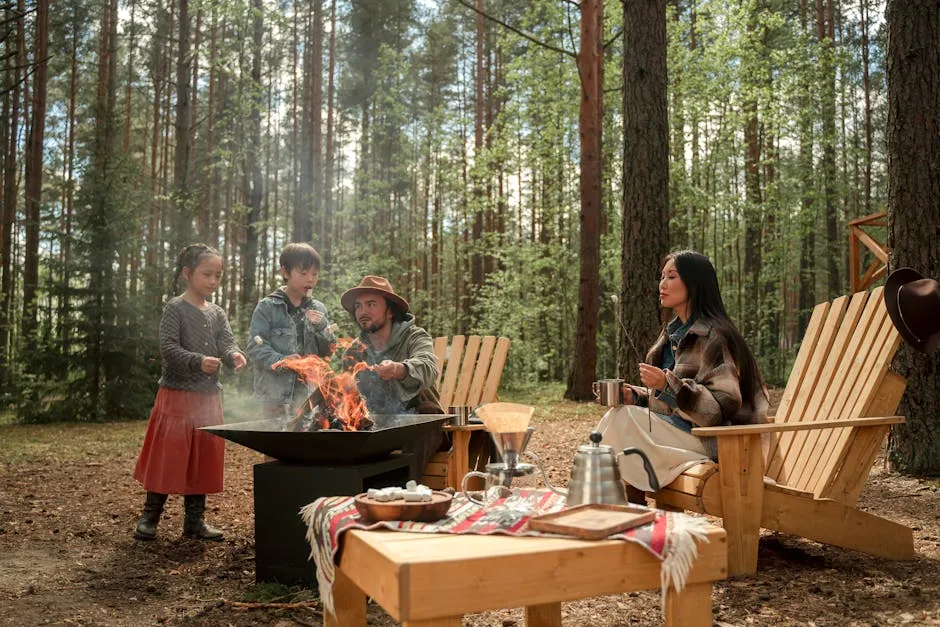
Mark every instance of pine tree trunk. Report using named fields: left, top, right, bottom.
left=63, top=9, right=78, bottom=355
left=861, top=0, right=873, bottom=215
left=241, top=0, right=264, bottom=311
left=294, top=0, right=314, bottom=243
left=173, top=0, right=193, bottom=249
left=743, top=90, right=762, bottom=344
left=818, top=0, right=840, bottom=296
left=564, top=0, right=604, bottom=400
left=21, top=0, right=49, bottom=351
left=324, top=0, right=336, bottom=263
left=797, top=0, right=816, bottom=334
left=471, top=0, right=485, bottom=299
left=619, top=0, right=669, bottom=382
left=885, top=0, right=940, bottom=475
left=147, top=0, right=166, bottom=299
left=0, top=2, right=23, bottom=385
left=123, top=0, right=136, bottom=152
left=200, top=4, right=217, bottom=243
left=311, top=0, right=323, bottom=252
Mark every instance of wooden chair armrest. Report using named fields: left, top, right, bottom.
left=692, top=415, right=905, bottom=437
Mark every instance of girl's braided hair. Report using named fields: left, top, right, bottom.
left=173, top=243, right=222, bottom=293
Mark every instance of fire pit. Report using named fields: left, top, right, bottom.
left=202, top=413, right=452, bottom=585
left=201, top=353, right=455, bottom=584
left=201, top=413, right=450, bottom=464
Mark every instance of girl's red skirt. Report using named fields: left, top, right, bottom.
left=134, top=387, right=225, bottom=495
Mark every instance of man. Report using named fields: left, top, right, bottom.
left=341, top=276, right=444, bottom=471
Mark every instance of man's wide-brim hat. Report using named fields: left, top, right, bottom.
left=884, top=267, right=940, bottom=353
left=341, top=276, right=410, bottom=315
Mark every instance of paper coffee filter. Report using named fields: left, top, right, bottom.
left=475, top=402, right=535, bottom=433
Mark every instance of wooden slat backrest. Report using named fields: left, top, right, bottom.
left=438, top=335, right=466, bottom=409
left=786, top=290, right=884, bottom=492
left=762, top=300, right=829, bottom=473
left=451, top=336, right=482, bottom=406
left=478, top=336, right=510, bottom=406
left=463, top=336, right=496, bottom=406
left=433, top=336, right=449, bottom=390
left=821, top=371, right=906, bottom=504
left=434, top=336, right=511, bottom=408
left=793, top=295, right=891, bottom=492
left=810, top=299, right=901, bottom=497
left=766, top=297, right=848, bottom=483
left=764, top=288, right=902, bottom=498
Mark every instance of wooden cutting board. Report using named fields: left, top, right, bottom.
left=527, top=504, right=656, bottom=540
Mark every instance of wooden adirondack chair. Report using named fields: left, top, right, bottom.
left=420, top=335, right=511, bottom=489
left=651, top=288, right=914, bottom=576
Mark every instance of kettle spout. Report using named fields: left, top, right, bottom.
left=524, top=450, right=567, bottom=496
left=621, top=447, right=660, bottom=492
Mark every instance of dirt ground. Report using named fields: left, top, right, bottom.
left=2, top=390, right=939, bottom=626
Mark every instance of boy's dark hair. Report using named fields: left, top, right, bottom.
left=279, top=243, right=322, bottom=273
left=173, top=243, right=222, bottom=293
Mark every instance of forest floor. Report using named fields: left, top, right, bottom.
left=1, top=385, right=939, bottom=626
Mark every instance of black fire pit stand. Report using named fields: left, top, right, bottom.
left=253, top=453, right=415, bottom=585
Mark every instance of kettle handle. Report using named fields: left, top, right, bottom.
left=523, top=450, right=567, bottom=497
left=621, top=447, right=661, bottom=492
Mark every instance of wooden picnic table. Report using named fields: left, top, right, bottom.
left=325, top=524, right=728, bottom=626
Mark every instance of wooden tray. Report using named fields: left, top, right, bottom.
left=354, top=491, right=453, bottom=523
left=527, top=503, right=657, bottom=540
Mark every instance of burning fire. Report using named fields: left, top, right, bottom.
left=271, top=353, right=374, bottom=431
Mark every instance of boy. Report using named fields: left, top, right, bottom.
left=247, top=243, right=335, bottom=416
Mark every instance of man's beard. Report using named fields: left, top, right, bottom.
left=359, top=318, right=387, bottom=334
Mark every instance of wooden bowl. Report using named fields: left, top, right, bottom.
left=354, top=491, right=454, bottom=523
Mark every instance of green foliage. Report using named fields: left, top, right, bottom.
left=0, top=0, right=898, bottom=421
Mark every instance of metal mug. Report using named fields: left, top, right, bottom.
left=592, top=379, right=625, bottom=406
left=448, top=405, right=472, bottom=426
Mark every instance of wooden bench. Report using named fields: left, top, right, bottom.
left=651, top=288, right=914, bottom=576
left=421, top=335, right=510, bottom=490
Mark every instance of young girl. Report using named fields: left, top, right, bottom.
left=597, top=250, right=769, bottom=498
left=133, top=244, right=247, bottom=541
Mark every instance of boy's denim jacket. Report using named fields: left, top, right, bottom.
left=247, top=288, right=335, bottom=405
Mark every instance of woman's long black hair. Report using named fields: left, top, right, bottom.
left=666, top=250, right=767, bottom=404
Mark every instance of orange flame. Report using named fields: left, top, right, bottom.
left=272, top=349, right=374, bottom=431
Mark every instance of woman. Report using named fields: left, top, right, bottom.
left=597, top=250, right=769, bottom=497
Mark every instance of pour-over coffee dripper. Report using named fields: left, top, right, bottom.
left=489, top=426, right=536, bottom=470
left=461, top=426, right=545, bottom=505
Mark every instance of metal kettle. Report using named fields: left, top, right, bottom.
left=540, top=431, right=660, bottom=507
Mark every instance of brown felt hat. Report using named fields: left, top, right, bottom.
left=341, top=276, right=410, bottom=315
left=884, top=268, right=940, bottom=353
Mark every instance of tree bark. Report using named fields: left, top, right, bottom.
left=241, top=0, right=264, bottom=311
left=619, top=0, right=670, bottom=384
left=860, top=0, right=873, bottom=215
left=324, top=0, right=336, bottom=262
left=0, top=1, right=24, bottom=384
left=471, top=0, right=485, bottom=297
left=564, top=0, right=604, bottom=400
left=885, top=0, right=940, bottom=475
left=173, top=0, right=193, bottom=249
left=21, top=0, right=49, bottom=350
left=797, top=0, right=816, bottom=334
left=311, top=0, right=323, bottom=251
left=818, top=0, right=840, bottom=296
